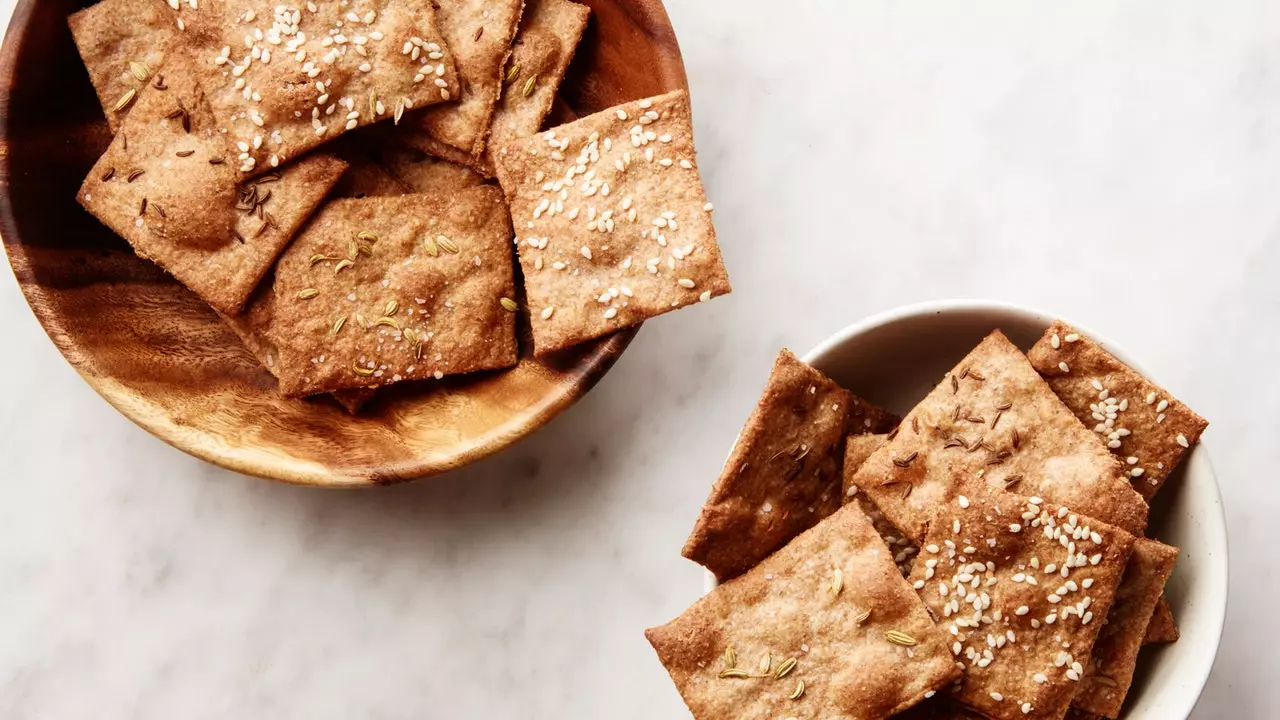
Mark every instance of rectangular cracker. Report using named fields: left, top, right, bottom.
left=493, top=90, right=731, bottom=354
left=269, top=187, right=518, bottom=396
left=649, top=503, right=961, bottom=720
left=844, top=434, right=917, bottom=577
left=407, top=0, right=525, bottom=157
left=219, top=287, right=375, bottom=413
left=69, top=0, right=181, bottom=133
left=851, top=330, right=1149, bottom=543
left=907, top=481, right=1136, bottom=720
left=1027, top=321, right=1209, bottom=501
left=1143, top=597, right=1179, bottom=644
left=1073, top=539, right=1178, bottom=718
left=76, top=64, right=347, bottom=315
left=682, top=350, right=897, bottom=582
left=482, top=0, right=591, bottom=170
left=175, top=0, right=461, bottom=174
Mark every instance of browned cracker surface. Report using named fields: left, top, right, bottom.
left=850, top=331, right=1148, bottom=543
left=220, top=287, right=375, bottom=413
left=483, top=0, right=590, bottom=169
left=408, top=0, right=524, bottom=158
left=77, top=66, right=347, bottom=315
left=1143, top=597, right=1179, bottom=645
left=1073, top=539, right=1178, bottom=718
left=907, top=481, right=1136, bottom=720
left=493, top=90, right=731, bottom=354
left=269, top=187, right=518, bottom=396
left=1027, top=320, right=1209, bottom=502
left=649, top=503, right=960, bottom=720
left=69, top=0, right=181, bottom=133
left=176, top=0, right=460, bottom=174
left=844, top=434, right=917, bottom=577
left=682, top=350, right=896, bottom=582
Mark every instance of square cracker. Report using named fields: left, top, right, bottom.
left=407, top=0, right=525, bottom=158
left=482, top=0, right=591, bottom=170
left=176, top=0, right=460, bottom=174
left=1027, top=321, right=1209, bottom=501
left=219, top=287, right=375, bottom=413
left=76, top=65, right=347, bottom=315
left=69, top=0, right=181, bottom=133
left=269, top=187, right=518, bottom=397
left=907, top=481, right=1136, bottom=720
left=649, top=503, right=961, bottom=720
left=682, top=350, right=898, bottom=582
left=850, top=331, right=1149, bottom=543
left=844, top=434, right=918, bottom=577
left=1143, top=597, right=1178, bottom=644
left=1072, top=539, right=1178, bottom=717
left=493, top=90, right=731, bottom=354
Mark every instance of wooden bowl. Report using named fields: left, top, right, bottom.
left=0, top=0, right=688, bottom=486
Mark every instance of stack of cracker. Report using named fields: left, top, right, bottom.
left=68, top=0, right=731, bottom=413
left=650, top=327, right=1206, bottom=719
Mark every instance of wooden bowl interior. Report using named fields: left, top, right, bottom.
left=0, top=0, right=688, bottom=486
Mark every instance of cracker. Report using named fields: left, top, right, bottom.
left=844, top=435, right=918, bottom=577
left=493, top=90, right=731, bottom=354
left=68, top=0, right=181, bottom=133
left=219, top=287, right=375, bottom=413
left=649, top=503, right=961, bottom=720
left=76, top=66, right=347, bottom=315
left=682, top=350, right=897, bottom=582
left=376, top=136, right=488, bottom=191
left=408, top=0, right=525, bottom=157
left=172, top=0, right=460, bottom=174
left=850, top=331, right=1149, bottom=543
left=1143, top=597, right=1179, bottom=645
left=1073, top=539, right=1178, bottom=717
left=269, top=187, right=518, bottom=396
left=1027, top=321, right=1209, bottom=501
left=906, top=481, right=1136, bottom=720
left=483, top=0, right=590, bottom=168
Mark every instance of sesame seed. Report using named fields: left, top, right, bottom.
left=1157, top=399, right=1169, bottom=412
left=958, top=495, right=970, bottom=508
left=1065, top=333, right=1080, bottom=342
left=1050, top=333, right=1060, bottom=349
left=1177, top=434, right=1189, bottom=448
left=1058, top=361, right=1070, bottom=373
left=677, top=278, right=696, bottom=289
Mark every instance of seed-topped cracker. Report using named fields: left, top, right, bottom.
left=844, top=434, right=918, bottom=577
left=482, top=0, right=590, bottom=171
left=649, top=503, right=961, bottom=720
left=492, top=90, right=731, bottom=354
left=1143, top=597, right=1178, bottom=645
left=849, top=331, right=1149, bottom=543
left=407, top=0, right=525, bottom=158
left=268, top=186, right=518, bottom=396
left=219, top=286, right=376, bottom=413
left=69, top=0, right=182, bottom=132
left=174, top=0, right=461, bottom=175
left=1027, top=321, right=1208, bottom=501
left=906, top=481, right=1136, bottom=720
left=682, top=350, right=898, bottom=582
left=1072, top=539, right=1178, bottom=718
left=76, top=65, right=347, bottom=315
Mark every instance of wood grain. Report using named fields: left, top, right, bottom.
left=0, top=0, right=689, bottom=486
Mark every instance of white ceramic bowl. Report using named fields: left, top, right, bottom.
left=705, top=299, right=1227, bottom=719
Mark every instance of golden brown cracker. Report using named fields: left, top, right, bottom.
left=1073, top=539, right=1178, bottom=717
left=851, top=331, right=1149, bottom=543
left=493, top=90, right=731, bottom=354
left=844, top=434, right=917, bottom=577
left=69, top=0, right=180, bottom=132
left=269, top=187, right=518, bottom=396
left=77, top=66, right=347, bottom=314
left=650, top=503, right=961, bottom=720
left=176, top=0, right=460, bottom=174
left=1027, top=321, right=1209, bottom=501
left=408, top=0, right=525, bottom=157
left=1143, top=597, right=1179, bottom=645
left=907, top=481, right=1136, bottom=720
left=682, top=350, right=896, bottom=582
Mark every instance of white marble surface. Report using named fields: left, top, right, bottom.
left=1, top=1, right=1276, bottom=717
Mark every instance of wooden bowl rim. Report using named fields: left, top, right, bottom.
left=0, top=0, right=687, bottom=487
